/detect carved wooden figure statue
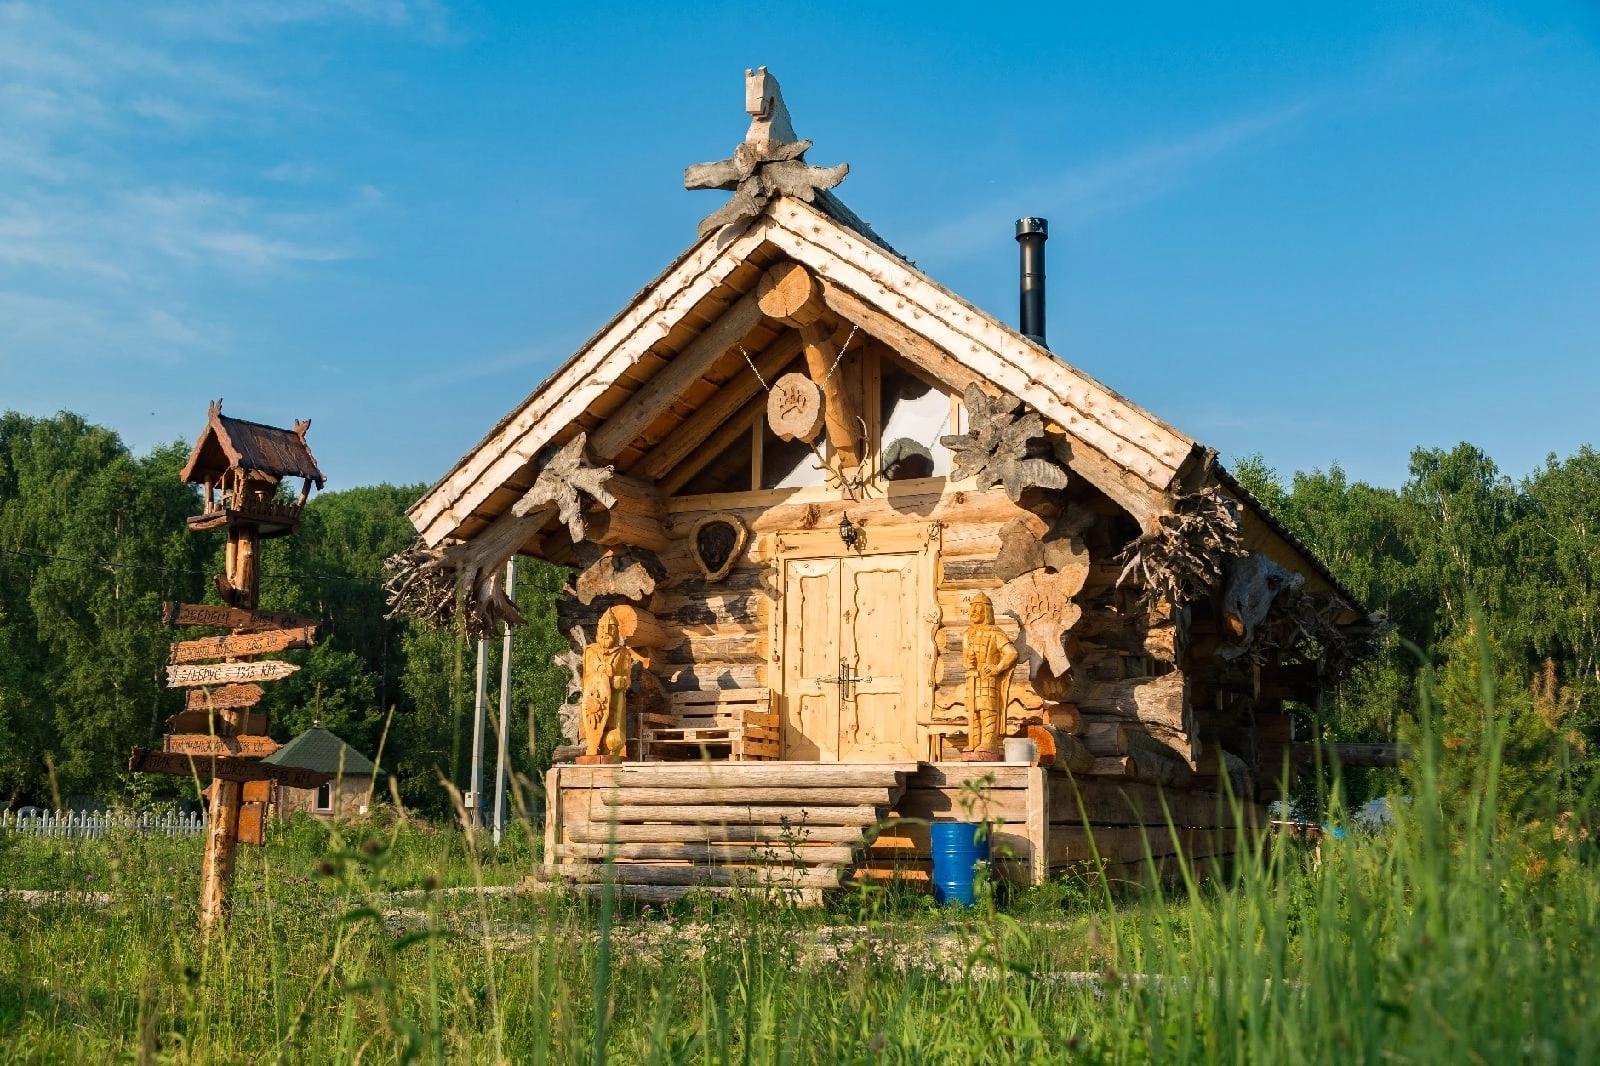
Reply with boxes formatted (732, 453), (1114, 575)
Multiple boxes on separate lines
(580, 607), (634, 762)
(962, 592), (1018, 759)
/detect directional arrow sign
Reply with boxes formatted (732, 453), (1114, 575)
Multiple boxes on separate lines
(166, 709), (270, 736)
(166, 661), (299, 687)
(184, 683), (265, 711)
(161, 601), (318, 633)
(164, 733), (280, 758)
(129, 748), (330, 789)
(169, 625), (317, 664)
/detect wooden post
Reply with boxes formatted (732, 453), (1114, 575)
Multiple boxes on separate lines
(470, 637), (488, 829)
(493, 559), (514, 846)
(231, 526), (260, 609)
(199, 779), (242, 936)
(198, 504), (265, 933)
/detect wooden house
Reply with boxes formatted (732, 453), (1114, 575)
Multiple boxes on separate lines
(393, 70), (1381, 897)
(264, 726), (379, 820)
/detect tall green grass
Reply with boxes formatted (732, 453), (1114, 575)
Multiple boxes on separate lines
(2, 644), (1596, 1063)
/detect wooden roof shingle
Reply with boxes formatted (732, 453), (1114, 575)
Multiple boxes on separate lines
(180, 400), (326, 487)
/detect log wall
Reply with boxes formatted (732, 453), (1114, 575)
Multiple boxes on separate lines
(546, 761), (1264, 892)
(652, 482), (1055, 759)
(550, 448), (1284, 799)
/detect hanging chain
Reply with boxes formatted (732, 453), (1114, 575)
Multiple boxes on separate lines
(738, 344), (770, 391)
(742, 324), (859, 390)
(820, 324), (859, 384)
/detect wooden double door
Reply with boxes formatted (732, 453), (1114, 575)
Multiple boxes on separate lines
(774, 526), (937, 762)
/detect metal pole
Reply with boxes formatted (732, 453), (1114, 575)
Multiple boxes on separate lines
(493, 559), (515, 846)
(470, 636), (488, 830)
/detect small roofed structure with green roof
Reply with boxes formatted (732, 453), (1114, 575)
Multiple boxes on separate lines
(264, 725), (379, 820)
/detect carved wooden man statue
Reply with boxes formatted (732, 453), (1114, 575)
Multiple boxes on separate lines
(580, 607), (633, 762)
(963, 592), (1017, 759)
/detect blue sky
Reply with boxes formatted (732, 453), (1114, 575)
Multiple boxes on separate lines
(2, 1), (1596, 491)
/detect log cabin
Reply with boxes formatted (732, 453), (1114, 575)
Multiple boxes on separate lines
(391, 69), (1383, 897)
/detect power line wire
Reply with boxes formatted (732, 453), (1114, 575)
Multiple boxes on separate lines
(0, 545), (383, 592)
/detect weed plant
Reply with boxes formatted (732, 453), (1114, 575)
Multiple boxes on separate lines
(2, 642), (1597, 1062)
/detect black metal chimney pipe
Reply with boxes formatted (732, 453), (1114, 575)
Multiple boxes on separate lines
(1016, 217), (1048, 348)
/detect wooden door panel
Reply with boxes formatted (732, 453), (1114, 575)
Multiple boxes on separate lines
(781, 559), (840, 761)
(842, 554), (919, 761)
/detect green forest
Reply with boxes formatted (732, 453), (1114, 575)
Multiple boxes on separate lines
(0, 411), (571, 815)
(2, 409), (1596, 816)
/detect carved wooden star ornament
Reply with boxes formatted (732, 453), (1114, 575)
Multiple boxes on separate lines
(684, 67), (849, 236)
(940, 383), (1070, 503)
(510, 432), (617, 543)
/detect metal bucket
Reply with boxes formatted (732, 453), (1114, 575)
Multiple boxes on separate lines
(930, 820), (990, 906)
(1003, 737), (1037, 764)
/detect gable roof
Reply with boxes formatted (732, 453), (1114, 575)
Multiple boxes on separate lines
(262, 727), (377, 777)
(409, 194), (1203, 550)
(180, 401), (326, 488)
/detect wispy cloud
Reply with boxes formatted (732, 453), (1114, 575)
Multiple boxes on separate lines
(913, 29), (1540, 267)
(407, 339), (578, 391)
(0, 1), (434, 365)
(149, 0), (456, 43)
(917, 102), (1309, 264)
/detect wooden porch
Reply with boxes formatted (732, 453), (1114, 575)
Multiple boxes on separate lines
(538, 761), (1263, 901)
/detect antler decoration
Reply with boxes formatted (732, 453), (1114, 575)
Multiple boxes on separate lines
(685, 67), (849, 236)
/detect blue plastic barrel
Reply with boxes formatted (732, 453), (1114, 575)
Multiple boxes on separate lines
(930, 820), (989, 906)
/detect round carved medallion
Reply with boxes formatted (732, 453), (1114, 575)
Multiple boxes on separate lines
(689, 513), (748, 583)
(766, 372), (824, 443)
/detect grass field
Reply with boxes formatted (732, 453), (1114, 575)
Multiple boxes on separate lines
(4, 714), (1597, 1062)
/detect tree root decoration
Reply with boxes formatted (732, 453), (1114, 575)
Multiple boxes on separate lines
(1248, 584), (1390, 680)
(1116, 487), (1249, 608)
(382, 537), (524, 640)
(510, 434), (616, 543)
(383, 431), (619, 638)
(1213, 551), (1391, 676)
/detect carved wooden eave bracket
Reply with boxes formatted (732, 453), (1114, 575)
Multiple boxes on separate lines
(384, 431), (662, 638)
(511, 433), (617, 542)
(685, 67), (849, 237)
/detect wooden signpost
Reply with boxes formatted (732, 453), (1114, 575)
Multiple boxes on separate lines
(162, 601), (317, 633)
(169, 625), (317, 664)
(163, 733), (281, 758)
(129, 402), (331, 937)
(166, 708), (270, 736)
(184, 683), (266, 711)
(166, 660), (301, 687)
(130, 748), (324, 788)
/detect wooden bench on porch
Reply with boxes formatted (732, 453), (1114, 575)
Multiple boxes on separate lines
(641, 688), (780, 762)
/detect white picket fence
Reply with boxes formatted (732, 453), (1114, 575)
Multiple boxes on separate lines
(1, 809), (207, 838)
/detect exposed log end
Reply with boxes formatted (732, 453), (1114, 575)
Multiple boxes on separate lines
(756, 261), (826, 326)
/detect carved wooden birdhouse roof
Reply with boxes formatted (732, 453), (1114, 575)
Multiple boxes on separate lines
(180, 400), (326, 488)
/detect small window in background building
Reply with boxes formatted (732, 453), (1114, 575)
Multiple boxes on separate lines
(315, 782), (333, 813)
(879, 359), (953, 480)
